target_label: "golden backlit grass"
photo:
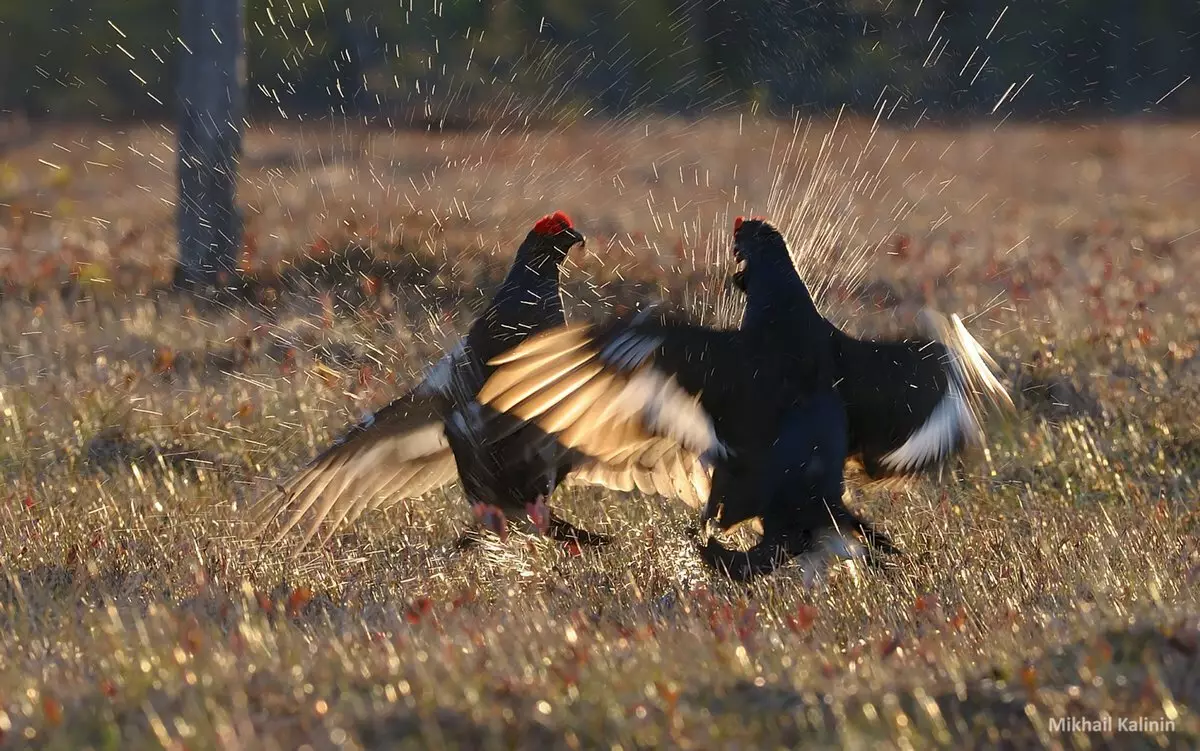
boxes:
[1,116,1199,750]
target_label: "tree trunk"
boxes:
[174,0,246,290]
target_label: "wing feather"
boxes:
[835,308,1012,480]
[480,317,738,464]
[251,385,458,555]
[478,315,737,510]
[564,439,712,509]
[486,347,598,413]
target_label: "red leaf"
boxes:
[287,586,314,616]
[451,588,477,610]
[405,597,434,624]
[880,633,903,659]
[1020,663,1039,692]
[42,695,63,726]
[153,347,176,374]
[357,365,374,390]
[788,604,818,633]
[950,607,969,632]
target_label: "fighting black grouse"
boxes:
[475,216,1012,580]
[252,211,711,554]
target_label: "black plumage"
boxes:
[252,211,709,554]
[475,217,1011,581]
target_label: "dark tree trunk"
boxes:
[174,0,246,291]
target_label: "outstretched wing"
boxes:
[564,439,712,509]
[835,308,1013,481]
[476,315,746,478]
[251,350,468,554]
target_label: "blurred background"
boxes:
[2,0,1198,124]
[1,3,1200,749]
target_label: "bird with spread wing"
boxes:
[251,211,710,555]
[476,217,1013,581]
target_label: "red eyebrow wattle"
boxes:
[533,211,574,235]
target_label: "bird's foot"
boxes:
[863,528,902,561]
[471,503,510,542]
[547,514,612,547]
[846,519,902,568]
[455,503,513,549]
[695,535,796,582]
[684,514,725,544]
[461,501,611,548]
[859,542,902,571]
[525,496,552,536]
[454,526,492,550]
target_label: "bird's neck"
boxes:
[497,254,564,315]
[470,254,566,362]
[739,257,826,332]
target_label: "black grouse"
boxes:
[474,216,1011,581]
[253,211,710,554]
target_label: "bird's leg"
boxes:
[826,502,902,566]
[694,388,903,581]
[459,495,612,548]
[525,495,552,536]
[454,528,485,550]
[697,506,900,582]
[696,484,894,583]
[455,503,510,549]
[528,484,611,546]
[546,514,613,547]
[696,531,815,582]
[525,495,611,546]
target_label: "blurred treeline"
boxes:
[2,0,1198,122]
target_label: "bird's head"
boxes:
[731,215,788,292]
[523,210,585,265]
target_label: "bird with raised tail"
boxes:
[252,211,711,555]
[475,216,1013,581]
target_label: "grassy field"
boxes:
[1,115,1199,749]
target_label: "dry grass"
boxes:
[1,115,1199,749]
